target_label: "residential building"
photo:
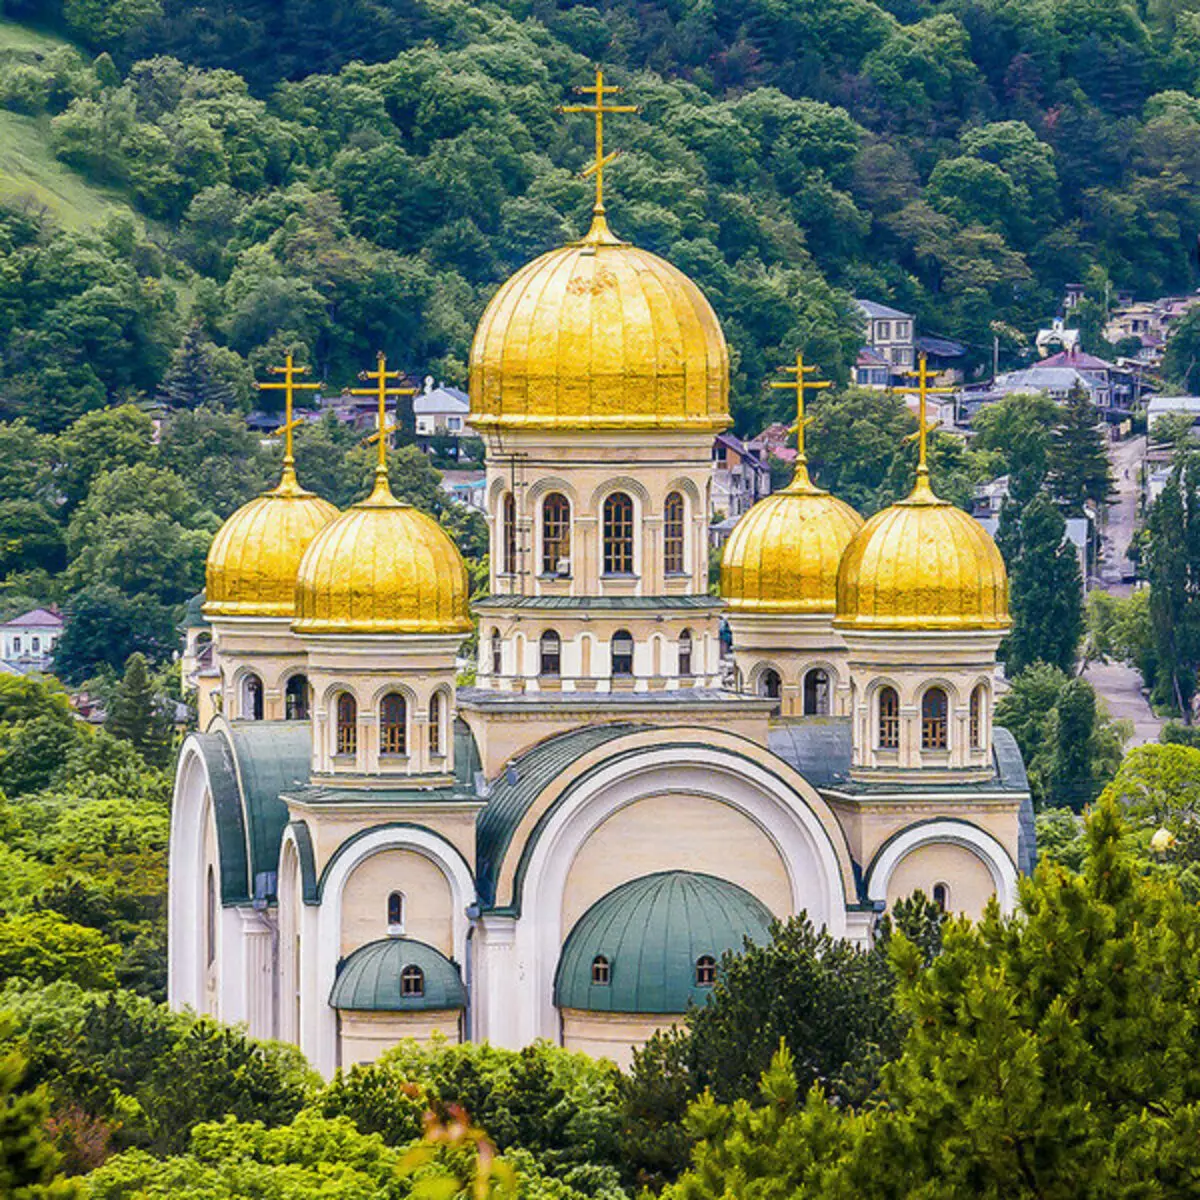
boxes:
[0,607,62,672]
[1035,318,1080,357]
[414,378,471,440]
[856,300,915,372]
[712,432,771,519]
[854,345,891,388]
[1033,348,1134,411]
[1147,395,1200,434]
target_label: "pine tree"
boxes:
[156,326,236,412]
[1144,455,1200,722]
[1047,383,1115,518]
[105,653,172,767]
[1005,492,1083,675]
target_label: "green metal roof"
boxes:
[554,871,773,1014]
[476,723,647,905]
[193,730,251,904]
[183,591,210,629]
[329,937,466,1012]
[226,720,311,899]
[473,594,722,611]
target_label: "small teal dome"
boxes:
[554,871,774,1014]
[329,938,466,1012]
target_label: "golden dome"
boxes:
[721,466,862,613]
[293,474,472,637]
[835,476,1010,631]
[469,216,730,432]
[205,469,339,620]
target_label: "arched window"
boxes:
[664,491,686,574]
[336,693,357,756]
[539,630,561,677]
[242,673,263,720]
[678,628,693,678]
[285,674,309,721]
[429,692,442,756]
[803,668,830,716]
[970,685,985,749]
[206,866,216,967]
[401,965,424,997]
[491,628,502,676]
[760,668,781,700]
[695,955,717,986]
[932,883,949,912]
[387,891,405,930]
[922,687,948,750]
[611,630,634,677]
[380,692,407,755]
[878,686,899,750]
[542,493,571,575]
[502,493,516,575]
[603,492,635,575]
[591,955,610,985]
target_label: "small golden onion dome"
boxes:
[469,215,730,432]
[721,465,862,614]
[205,468,339,620]
[293,473,472,637]
[835,476,1010,631]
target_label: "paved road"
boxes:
[1087,434,1164,744]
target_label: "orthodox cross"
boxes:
[351,352,415,489]
[770,351,829,487]
[893,352,954,487]
[560,67,638,217]
[258,353,319,490]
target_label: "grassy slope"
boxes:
[0,17,129,228]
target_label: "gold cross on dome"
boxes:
[770,351,829,486]
[560,67,639,217]
[893,352,954,485]
[257,353,320,491]
[350,352,416,491]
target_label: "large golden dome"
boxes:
[721,467,862,613]
[469,216,730,432]
[293,475,472,637]
[835,477,1009,631]
[205,470,339,620]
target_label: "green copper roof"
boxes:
[329,937,466,1012]
[183,590,210,629]
[192,730,251,904]
[554,871,774,1014]
[476,723,647,905]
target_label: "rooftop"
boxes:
[1,607,62,629]
[856,298,912,321]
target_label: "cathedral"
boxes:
[167,76,1033,1075]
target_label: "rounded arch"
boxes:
[589,475,651,513]
[663,475,702,509]
[368,679,420,714]
[864,819,1019,915]
[507,735,856,1043]
[918,677,963,706]
[233,669,264,721]
[527,475,579,507]
[802,663,837,716]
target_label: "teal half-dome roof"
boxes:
[329,938,466,1012]
[554,871,774,1015]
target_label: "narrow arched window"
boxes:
[401,964,425,997]
[760,668,781,700]
[429,692,442,756]
[678,628,693,678]
[591,955,610,985]
[970,685,984,749]
[603,492,634,575]
[695,955,716,986]
[803,668,830,716]
[381,692,407,755]
[664,491,686,574]
[932,883,949,912]
[242,673,263,720]
[878,686,899,750]
[542,493,571,575]
[491,627,502,676]
[387,891,405,929]
[285,674,309,721]
[206,865,216,967]
[540,630,561,677]
[611,630,634,677]
[922,687,948,750]
[336,693,357,756]
[502,493,516,575]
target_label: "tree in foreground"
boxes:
[1047,383,1115,518]
[664,798,1200,1199]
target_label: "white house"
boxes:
[414,379,471,439]
[0,607,63,672]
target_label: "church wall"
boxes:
[201,796,221,1018]
[339,1010,461,1067]
[210,615,311,721]
[884,841,999,919]
[339,848,456,959]
[560,794,793,933]
[559,1009,680,1070]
